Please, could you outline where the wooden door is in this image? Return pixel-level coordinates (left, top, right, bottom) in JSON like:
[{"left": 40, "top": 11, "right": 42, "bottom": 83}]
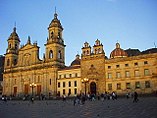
[
  {"left": 37, "top": 85, "right": 41, "bottom": 95},
  {"left": 14, "top": 87, "right": 17, "bottom": 96},
  {"left": 24, "top": 84, "right": 29, "bottom": 95}
]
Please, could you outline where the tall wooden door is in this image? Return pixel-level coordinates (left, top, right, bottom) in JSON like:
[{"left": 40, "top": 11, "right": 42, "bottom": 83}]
[
  {"left": 14, "top": 87, "right": 17, "bottom": 96},
  {"left": 90, "top": 82, "right": 96, "bottom": 95},
  {"left": 24, "top": 84, "right": 29, "bottom": 95},
  {"left": 37, "top": 85, "right": 41, "bottom": 95}
]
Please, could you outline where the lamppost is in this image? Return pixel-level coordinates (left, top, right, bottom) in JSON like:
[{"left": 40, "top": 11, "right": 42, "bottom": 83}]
[
  {"left": 30, "top": 83, "right": 36, "bottom": 98},
  {"left": 81, "top": 78, "right": 89, "bottom": 97}
]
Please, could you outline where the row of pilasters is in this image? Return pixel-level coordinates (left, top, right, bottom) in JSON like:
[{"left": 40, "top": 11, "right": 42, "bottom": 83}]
[{"left": 3, "top": 68, "right": 58, "bottom": 97}]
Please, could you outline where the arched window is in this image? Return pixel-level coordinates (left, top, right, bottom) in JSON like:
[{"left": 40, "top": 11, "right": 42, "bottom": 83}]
[
  {"left": 9, "top": 44, "right": 11, "bottom": 48},
  {"left": 7, "top": 59, "right": 10, "bottom": 66},
  {"left": 51, "top": 31, "right": 53, "bottom": 38},
  {"left": 58, "top": 32, "right": 61, "bottom": 38},
  {"left": 49, "top": 50, "right": 53, "bottom": 59},
  {"left": 58, "top": 50, "right": 62, "bottom": 59},
  {"left": 14, "top": 59, "right": 17, "bottom": 65},
  {"left": 95, "top": 49, "right": 97, "bottom": 54},
  {"left": 98, "top": 48, "right": 101, "bottom": 53},
  {"left": 87, "top": 50, "right": 89, "bottom": 55},
  {"left": 15, "top": 44, "right": 18, "bottom": 50}
]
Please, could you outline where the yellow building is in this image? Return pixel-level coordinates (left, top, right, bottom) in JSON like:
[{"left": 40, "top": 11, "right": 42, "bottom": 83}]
[
  {"left": 105, "top": 44, "right": 157, "bottom": 95},
  {"left": 3, "top": 11, "right": 157, "bottom": 98},
  {"left": 57, "top": 54, "right": 81, "bottom": 97},
  {"left": 3, "top": 12, "right": 65, "bottom": 97}
]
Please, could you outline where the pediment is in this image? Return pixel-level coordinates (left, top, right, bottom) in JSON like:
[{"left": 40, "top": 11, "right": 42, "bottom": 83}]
[{"left": 19, "top": 44, "right": 37, "bottom": 51}]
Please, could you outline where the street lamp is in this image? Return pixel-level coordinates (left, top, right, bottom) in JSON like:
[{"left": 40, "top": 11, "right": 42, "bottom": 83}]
[
  {"left": 30, "top": 83, "right": 36, "bottom": 98},
  {"left": 81, "top": 78, "right": 89, "bottom": 97}
]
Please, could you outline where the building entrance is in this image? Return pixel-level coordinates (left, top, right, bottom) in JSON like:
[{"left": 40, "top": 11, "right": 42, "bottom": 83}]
[
  {"left": 90, "top": 82, "right": 96, "bottom": 94},
  {"left": 14, "top": 87, "right": 17, "bottom": 96},
  {"left": 24, "top": 84, "right": 29, "bottom": 95},
  {"left": 37, "top": 85, "right": 41, "bottom": 95}
]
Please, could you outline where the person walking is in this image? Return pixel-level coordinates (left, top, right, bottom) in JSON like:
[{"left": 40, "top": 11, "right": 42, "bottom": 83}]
[
  {"left": 81, "top": 95, "right": 86, "bottom": 104},
  {"left": 31, "top": 97, "right": 34, "bottom": 103},
  {"left": 133, "top": 91, "right": 139, "bottom": 103},
  {"left": 62, "top": 94, "right": 66, "bottom": 102},
  {"left": 73, "top": 97, "right": 77, "bottom": 106}
]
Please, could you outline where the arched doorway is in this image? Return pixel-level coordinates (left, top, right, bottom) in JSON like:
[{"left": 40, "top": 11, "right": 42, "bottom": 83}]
[
  {"left": 24, "top": 84, "right": 29, "bottom": 95},
  {"left": 90, "top": 82, "right": 96, "bottom": 94},
  {"left": 13, "top": 87, "right": 17, "bottom": 96}
]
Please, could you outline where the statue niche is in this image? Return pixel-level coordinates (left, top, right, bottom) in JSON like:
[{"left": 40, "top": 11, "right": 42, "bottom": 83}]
[
  {"left": 24, "top": 53, "right": 31, "bottom": 66},
  {"left": 87, "top": 64, "right": 98, "bottom": 80}
]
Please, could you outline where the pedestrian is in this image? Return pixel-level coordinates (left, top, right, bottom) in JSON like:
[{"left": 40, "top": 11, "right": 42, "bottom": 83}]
[
  {"left": 76, "top": 94, "right": 81, "bottom": 104},
  {"left": 9, "top": 95, "right": 12, "bottom": 101},
  {"left": 62, "top": 94, "right": 66, "bottom": 101},
  {"left": 126, "top": 93, "right": 129, "bottom": 99},
  {"left": 81, "top": 95, "right": 86, "bottom": 104},
  {"left": 112, "top": 92, "right": 116, "bottom": 100},
  {"left": 133, "top": 92, "right": 139, "bottom": 103},
  {"left": 100, "top": 93, "right": 104, "bottom": 101},
  {"left": 73, "top": 97, "right": 77, "bottom": 106},
  {"left": 91, "top": 94, "right": 95, "bottom": 101},
  {"left": 97, "top": 94, "right": 100, "bottom": 100},
  {"left": 104, "top": 92, "right": 107, "bottom": 100},
  {"left": 87, "top": 94, "right": 91, "bottom": 100},
  {"left": 4, "top": 95, "right": 7, "bottom": 103},
  {"left": 107, "top": 92, "right": 110, "bottom": 100},
  {"left": 31, "top": 97, "right": 34, "bottom": 103}
]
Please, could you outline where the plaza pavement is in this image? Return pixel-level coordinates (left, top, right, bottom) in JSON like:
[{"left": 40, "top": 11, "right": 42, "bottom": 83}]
[{"left": 0, "top": 97, "right": 157, "bottom": 118}]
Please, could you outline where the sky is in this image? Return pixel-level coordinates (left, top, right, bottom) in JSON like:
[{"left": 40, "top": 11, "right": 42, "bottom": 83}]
[{"left": 0, "top": 0, "right": 157, "bottom": 66}]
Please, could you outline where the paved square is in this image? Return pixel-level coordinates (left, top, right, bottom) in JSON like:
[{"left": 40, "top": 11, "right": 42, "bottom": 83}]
[{"left": 0, "top": 97, "right": 157, "bottom": 118}]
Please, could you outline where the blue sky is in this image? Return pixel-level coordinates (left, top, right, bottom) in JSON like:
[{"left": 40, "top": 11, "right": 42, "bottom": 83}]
[{"left": 0, "top": 0, "right": 157, "bottom": 65}]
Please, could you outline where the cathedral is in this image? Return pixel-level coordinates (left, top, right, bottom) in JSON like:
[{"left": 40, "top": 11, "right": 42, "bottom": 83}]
[{"left": 3, "top": 11, "right": 157, "bottom": 98}]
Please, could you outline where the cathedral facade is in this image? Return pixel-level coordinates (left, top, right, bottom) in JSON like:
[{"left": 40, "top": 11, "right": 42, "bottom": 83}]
[{"left": 3, "top": 12, "right": 157, "bottom": 98}]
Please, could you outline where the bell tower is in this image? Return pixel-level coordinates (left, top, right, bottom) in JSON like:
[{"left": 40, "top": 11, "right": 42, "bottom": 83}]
[
  {"left": 4, "top": 27, "right": 20, "bottom": 68},
  {"left": 93, "top": 39, "right": 105, "bottom": 55},
  {"left": 45, "top": 10, "right": 65, "bottom": 67},
  {"left": 82, "top": 42, "right": 91, "bottom": 56}
]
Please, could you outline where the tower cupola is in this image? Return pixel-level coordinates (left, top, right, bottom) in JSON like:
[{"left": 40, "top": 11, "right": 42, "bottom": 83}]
[
  {"left": 110, "top": 42, "right": 128, "bottom": 58},
  {"left": 48, "top": 12, "right": 63, "bottom": 30},
  {"left": 47, "top": 10, "right": 64, "bottom": 45},
  {"left": 70, "top": 54, "right": 81, "bottom": 67},
  {"left": 8, "top": 27, "right": 20, "bottom": 42},
  {"left": 6, "top": 27, "right": 20, "bottom": 54},
  {"left": 45, "top": 10, "right": 65, "bottom": 67},
  {"left": 5, "top": 26, "right": 20, "bottom": 68}
]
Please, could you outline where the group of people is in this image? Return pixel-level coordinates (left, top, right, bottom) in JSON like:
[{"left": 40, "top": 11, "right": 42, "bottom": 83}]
[
  {"left": 72, "top": 91, "right": 118, "bottom": 106},
  {"left": 73, "top": 93, "right": 86, "bottom": 106},
  {"left": 99, "top": 92, "right": 118, "bottom": 101},
  {"left": 125, "top": 92, "right": 139, "bottom": 102},
  {"left": 1, "top": 91, "right": 139, "bottom": 104},
  {"left": 71, "top": 91, "right": 139, "bottom": 106}
]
